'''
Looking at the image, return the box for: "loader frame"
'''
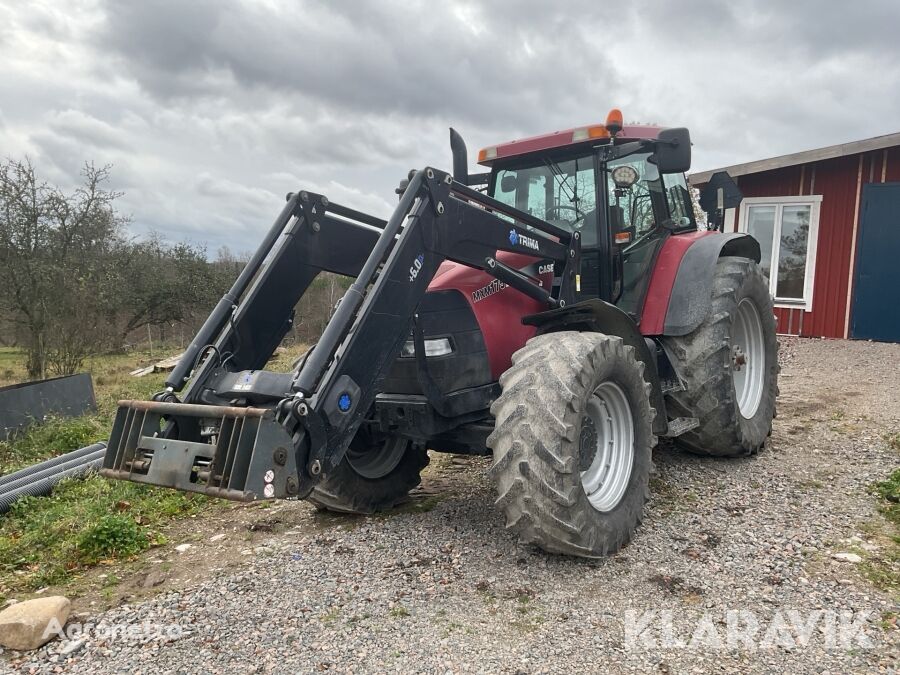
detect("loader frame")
[104,167,590,501]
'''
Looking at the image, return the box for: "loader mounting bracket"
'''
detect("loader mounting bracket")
[102,400,300,501]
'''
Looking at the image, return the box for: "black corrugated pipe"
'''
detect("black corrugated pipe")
[0,442,106,489]
[0,457,104,513]
[0,447,106,495]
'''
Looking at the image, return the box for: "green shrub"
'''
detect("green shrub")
[874,468,900,527]
[0,475,208,595]
[76,514,148,564]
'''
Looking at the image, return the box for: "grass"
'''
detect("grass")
[321,607,341,623]
[799,478,824,490]
[886,432,900,454]
[0,474,207,595]
[0,415,107,476]
[859,468,900,598]
[0,347,221,598]
[389,605,410,618]
[0,349,172,476]
[0,347,27,382]
[0,343,312,599]
[873,468,900,527]
[379,494,445,517]
[647,475,699,515]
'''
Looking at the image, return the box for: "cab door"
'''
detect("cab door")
[605,157,695,320]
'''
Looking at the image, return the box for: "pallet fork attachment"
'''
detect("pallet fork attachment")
[103,168,582,501]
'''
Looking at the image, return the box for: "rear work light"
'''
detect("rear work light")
[400,338,453,358]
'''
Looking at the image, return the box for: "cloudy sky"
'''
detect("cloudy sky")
[1,0,898,254]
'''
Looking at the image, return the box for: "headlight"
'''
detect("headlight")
[400,338,453,358]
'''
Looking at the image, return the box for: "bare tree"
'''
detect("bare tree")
[0,159,223,378]
[0,159,126,378]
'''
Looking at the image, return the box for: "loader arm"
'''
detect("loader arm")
[103,168,581,502]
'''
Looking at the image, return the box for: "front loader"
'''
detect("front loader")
[103,110,778,558]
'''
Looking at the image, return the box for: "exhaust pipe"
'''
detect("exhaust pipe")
[450,128,468,184]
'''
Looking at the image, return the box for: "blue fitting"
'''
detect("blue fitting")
[338,393,352,412]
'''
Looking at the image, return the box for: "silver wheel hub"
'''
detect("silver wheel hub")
[732,297,766,419]
[579,381,635,512]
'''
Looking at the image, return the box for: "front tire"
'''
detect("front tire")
[661,257,778,457]
[487,332,656,558]
[307,431,429,514]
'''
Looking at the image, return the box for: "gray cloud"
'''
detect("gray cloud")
[93,0,627,144]
[1,0,898,254]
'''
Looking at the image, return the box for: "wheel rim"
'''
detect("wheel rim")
[345,436,407,479]
[579,381,635,512]
[732,297,766,419]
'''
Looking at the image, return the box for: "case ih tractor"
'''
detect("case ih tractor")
[102,110,778,558]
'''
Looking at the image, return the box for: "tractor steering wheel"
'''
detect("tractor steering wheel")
[545,204,586,229]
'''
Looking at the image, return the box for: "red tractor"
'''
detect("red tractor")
[102,110,778,558]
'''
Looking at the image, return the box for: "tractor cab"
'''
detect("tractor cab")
[476,111,695,322]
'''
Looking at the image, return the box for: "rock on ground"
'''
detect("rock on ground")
[0,596,70,651]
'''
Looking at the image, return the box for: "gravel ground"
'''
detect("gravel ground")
[3,337,899,674]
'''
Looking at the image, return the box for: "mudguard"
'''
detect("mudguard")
[642,232,761,337]
[523,300,668,435]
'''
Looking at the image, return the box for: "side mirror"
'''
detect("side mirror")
[500,173,518,193]
[650,127,691,173]
[698,171,743,231]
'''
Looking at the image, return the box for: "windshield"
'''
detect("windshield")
[488,148,692,317]
[492,154,599,245]
[491,150,689,237]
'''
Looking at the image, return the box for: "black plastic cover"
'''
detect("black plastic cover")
[381,290,491,396]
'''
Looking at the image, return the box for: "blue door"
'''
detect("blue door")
[851,183,900,342]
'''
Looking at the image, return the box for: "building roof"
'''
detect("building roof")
[689,131,900,185]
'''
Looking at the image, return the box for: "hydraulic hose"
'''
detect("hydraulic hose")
[0,442,107,490]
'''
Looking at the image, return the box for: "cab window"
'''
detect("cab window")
[605,153,666,239]
[663,172,695,228]
[492,154,598,245]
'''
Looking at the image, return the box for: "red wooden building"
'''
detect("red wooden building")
[691,132,900,342]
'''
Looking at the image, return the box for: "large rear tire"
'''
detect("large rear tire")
[487,332,656,558]
[661,257,778,457]
[306,430,429,514]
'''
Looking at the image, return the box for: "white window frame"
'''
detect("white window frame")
[739,195,822,311]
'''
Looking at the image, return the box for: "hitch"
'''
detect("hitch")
[102,400,301,502]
